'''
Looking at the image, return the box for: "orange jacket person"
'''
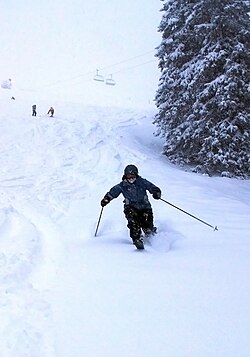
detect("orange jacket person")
[47,107,54,117]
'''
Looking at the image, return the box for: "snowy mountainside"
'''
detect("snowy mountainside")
[0,96,250,356]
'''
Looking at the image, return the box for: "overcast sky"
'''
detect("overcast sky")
[0,0,162,107]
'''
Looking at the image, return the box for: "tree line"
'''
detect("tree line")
[154,0,250,178]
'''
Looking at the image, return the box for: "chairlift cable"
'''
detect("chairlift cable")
[112,59,157,75]
[38,50,155,88]
[99,50,155,71]
[28,50,156,90]
[38,70,95,89]
[57,59,157,87]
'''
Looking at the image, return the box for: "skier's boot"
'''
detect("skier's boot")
[143,226,157,237]
[133,237,144,250]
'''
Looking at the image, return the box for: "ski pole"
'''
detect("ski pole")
[160,198,218,231]
[94,207,104,237]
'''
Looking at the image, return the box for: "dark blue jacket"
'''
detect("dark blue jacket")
[105,176,161,210]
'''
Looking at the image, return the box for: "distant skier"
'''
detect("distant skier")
[47,106,54,117]
[32,104,37,116]
[100,164,161,249]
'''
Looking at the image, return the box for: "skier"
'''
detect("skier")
[100,164,161,249]
[32,104,37,116]
[47,106,54,117]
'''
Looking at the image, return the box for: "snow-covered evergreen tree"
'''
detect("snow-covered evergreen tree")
[154,0,250,178]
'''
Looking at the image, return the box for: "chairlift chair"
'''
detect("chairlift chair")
[93,69,104,82]
[106,74,116,86]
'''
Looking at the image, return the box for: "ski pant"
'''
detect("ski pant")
[124,206,154,241]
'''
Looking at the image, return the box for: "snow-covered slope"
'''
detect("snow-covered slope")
[0,96,250,357]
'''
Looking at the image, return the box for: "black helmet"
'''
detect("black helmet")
[124,164,138,176]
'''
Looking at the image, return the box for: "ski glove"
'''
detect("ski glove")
[152,189,161,200]
[101,195,111,207]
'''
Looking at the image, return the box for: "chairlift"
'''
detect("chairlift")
[93,69,104,82]
[106,74,116,86]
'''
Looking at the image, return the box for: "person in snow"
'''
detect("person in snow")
[100,164,161,249]
[47,106,54,117]
[32,104,37,116]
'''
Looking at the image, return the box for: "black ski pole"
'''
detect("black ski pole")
[160,198,218,231]
[94,207,104,237]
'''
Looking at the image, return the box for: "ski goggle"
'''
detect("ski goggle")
[126,173,136,179]
[126,173,136,183]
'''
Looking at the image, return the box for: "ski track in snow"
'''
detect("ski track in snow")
[1,98,250,356]
[0,101,174,356]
